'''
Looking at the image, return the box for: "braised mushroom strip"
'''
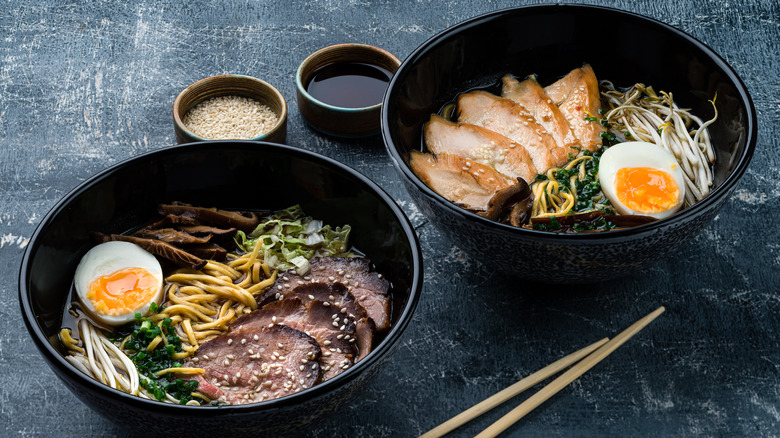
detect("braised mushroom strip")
[59,204,389,405]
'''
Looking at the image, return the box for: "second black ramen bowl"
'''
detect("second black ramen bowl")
[382,5,756,283]
[19,141,422,435]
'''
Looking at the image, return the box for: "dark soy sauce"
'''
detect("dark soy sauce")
[306,62,392,108]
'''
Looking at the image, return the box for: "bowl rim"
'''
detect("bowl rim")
[381,3,757,242]
[172,74,288,142]
[18,140,423,413]
[295,43,401,112]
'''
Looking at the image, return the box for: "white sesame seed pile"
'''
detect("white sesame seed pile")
[183,95,279,140]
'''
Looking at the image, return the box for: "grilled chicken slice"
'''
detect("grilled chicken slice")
[543,64,605,151]
[424,114,538,184]
[457,91,568,173]
[501,75,581,154]
[410,151,515,211]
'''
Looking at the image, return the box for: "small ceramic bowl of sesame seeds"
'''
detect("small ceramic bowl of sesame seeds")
[173,74,288,144]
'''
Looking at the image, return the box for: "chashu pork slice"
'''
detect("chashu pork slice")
[410,150,516,211]
[233,298,358,380]
[259,282,375,362]
[457,90,568,173]
[501,75,581,155]
[424,114,538,184]
[186,324,321,405]
[263,257,391,333]
[543,64,605,151]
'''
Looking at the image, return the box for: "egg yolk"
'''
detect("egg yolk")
[614,167,680,214]
[86,267,159,315]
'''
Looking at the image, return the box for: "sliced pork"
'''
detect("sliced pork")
[501,75,581,154]
[543,64,605,151]
[260,282,374,361]
[186,324,321,405]
[267,257,392,333]
[232,297,357,380]
[457,90,569,172]
[424,114,538,184]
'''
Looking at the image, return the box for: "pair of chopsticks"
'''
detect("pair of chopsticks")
[420,306,665,438]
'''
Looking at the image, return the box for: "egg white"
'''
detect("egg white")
[74,241,164,326]
[598,141,686,219]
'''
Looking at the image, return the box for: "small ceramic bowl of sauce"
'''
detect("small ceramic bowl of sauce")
[296,43,401,137]
[173,74,288,144]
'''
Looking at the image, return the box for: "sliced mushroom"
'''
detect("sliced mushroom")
[109,234,207,270]
[482,178,534,227]
[178,225,238,236]
[132,227,212,245]
[158,203,261,231]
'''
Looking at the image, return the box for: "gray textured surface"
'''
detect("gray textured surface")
[2,0,779,436]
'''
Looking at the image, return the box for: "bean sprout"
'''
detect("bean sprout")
[62,320,140,395]
[601,82,718,206]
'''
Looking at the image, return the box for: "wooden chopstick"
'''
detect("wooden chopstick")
[419,337,610,438]
[475,306,666,438]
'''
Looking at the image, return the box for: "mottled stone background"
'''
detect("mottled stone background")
[1,0,778,436]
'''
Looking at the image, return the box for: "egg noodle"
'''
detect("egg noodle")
[531,154,604,218]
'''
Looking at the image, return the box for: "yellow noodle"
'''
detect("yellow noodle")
[181,319,198,346]
[193,330,224,340]
[60,328,84,353]
[146,336,163,351]
[154,367,205,377]
[252,262,261,284]
[204,261,242,279]
[247,270,278,295]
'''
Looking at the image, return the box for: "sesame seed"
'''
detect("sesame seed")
[227,338,233,345]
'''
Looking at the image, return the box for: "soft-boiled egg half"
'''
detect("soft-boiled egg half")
[598,141,686,220]
[74,241,164,326]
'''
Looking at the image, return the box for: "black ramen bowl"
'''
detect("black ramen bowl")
[382,5,755,283]
[18,141,422,435]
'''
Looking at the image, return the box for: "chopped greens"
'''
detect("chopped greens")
[234,205,354,275]
[112,311,199,404]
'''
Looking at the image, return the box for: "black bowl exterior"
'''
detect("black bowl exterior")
[19,141,422,434]
[382,5,756,283]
